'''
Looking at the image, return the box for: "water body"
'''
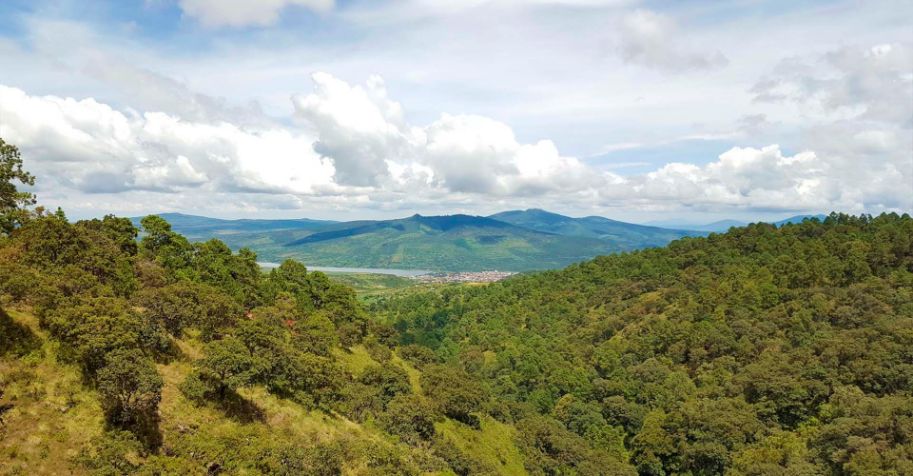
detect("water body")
[258,262,431,277]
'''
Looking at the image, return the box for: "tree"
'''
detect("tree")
[44,297,147,378]
[139,215,192,273]
[132,281,242,339]
[380,394,437,444]
[359,364,411,406]
[194,337,256,399]
[0,137,36,235]
[420,364,486,426]
[97,350,163,427]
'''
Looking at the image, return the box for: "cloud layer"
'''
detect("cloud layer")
[618,9,728,72]
[2,57,909,219]
[178,0,335,27]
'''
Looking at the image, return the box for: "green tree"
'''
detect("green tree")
[194,337,256,399]
[97,350,163,426]
[0,137,36,235]
[380,394,438,444]
[139,215,192,273]
[421,364,486,426]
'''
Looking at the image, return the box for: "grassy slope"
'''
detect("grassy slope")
[1,311,526,475]
[328,273,419,300]
[0,310,104,476]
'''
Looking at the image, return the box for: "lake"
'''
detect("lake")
[257,262,431,277]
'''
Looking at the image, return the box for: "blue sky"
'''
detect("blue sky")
[0,0,910,224]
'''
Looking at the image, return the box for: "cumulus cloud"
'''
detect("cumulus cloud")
[746,43,913,212]
[293,73,604,195]
[618,9,728,72]
[603,143,909,213]
[0,68,908,218]
[752,43,912,124]
[178,0,334,28]
[0,85,335,196]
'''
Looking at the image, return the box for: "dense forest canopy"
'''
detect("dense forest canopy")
[0,137,911,475]
[377,213,913,475]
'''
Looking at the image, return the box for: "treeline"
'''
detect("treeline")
[378,213,913,475]
[0,211,508,473]
[0,138,506,474]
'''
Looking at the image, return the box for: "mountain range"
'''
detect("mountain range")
[647,214,827,233]
[131,210,825,271]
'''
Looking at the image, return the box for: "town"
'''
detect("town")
[412,270,516,284]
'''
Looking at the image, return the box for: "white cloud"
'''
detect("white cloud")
[178,0,334,28]
[0,85,335,196]
[608,144,909,212]
[292,73,409,186]
[753,43,913,124]
[293,73,607,194]
[618,9,728,72]
[0,66,908,220]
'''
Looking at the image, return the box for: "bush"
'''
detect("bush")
[398,344,440,368]
[380,394,437,444]
[255,442,344,476]
[96,350,163,449]
[420,365,486,427]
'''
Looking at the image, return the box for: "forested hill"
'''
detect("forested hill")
[1,151,911,476]
[489,208,697,245]
[378,213,913,475]
[128,211,701,272]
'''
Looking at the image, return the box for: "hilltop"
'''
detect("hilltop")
[131,210,700,272]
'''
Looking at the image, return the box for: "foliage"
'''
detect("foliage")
[421,364,487,427]
[380,394,438,444]
[382,213,913,474]
[0,137,36,235]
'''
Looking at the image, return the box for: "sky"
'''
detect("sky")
[0,0,910,224]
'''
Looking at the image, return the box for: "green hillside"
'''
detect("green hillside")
[0,213,535,475]
[3,207,911,474]
[489,209,700,245]
[276,214,618,271]
[377,213,913,475]
[132,211,701,272]
[129,213,335,240]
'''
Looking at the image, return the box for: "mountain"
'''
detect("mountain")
[489,208,700,246]
[129,213,336,240]
[685,219,748,233]
[650,214,828,233]
[277,213,619,271]
[127,210,708,271]
[774,214,827,226]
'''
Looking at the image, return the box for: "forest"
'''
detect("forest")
[1,136,912,475]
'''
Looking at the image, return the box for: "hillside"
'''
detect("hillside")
[129,211,699,272]
[129,213,335,240]
[3,208,911,474]
[0,213,538,475]
[489,209,699,245]
[258,213,618,271]
[377,213,913,475]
